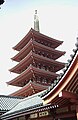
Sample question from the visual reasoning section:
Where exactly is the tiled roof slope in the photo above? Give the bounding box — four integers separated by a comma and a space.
1, 91, 44, 119
0, 95, 22, 111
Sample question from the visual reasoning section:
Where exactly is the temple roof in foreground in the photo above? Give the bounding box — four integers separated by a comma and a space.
41, 41, 78, 101
1, 39, 78, 120
0, 95, 22, 112
1, 91, 45, 119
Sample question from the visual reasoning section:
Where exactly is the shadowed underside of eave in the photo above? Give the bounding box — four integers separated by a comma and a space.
7, 65, 59, 87
11, 40, 65, 62
9, 51, 65, 74
10, 81, 49, 97
42, 51, 78, 105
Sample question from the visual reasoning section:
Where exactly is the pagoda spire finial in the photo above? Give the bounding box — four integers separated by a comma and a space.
34, 10, 40, 32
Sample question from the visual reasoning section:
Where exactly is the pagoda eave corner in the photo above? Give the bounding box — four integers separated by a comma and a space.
10, 81, 49, 97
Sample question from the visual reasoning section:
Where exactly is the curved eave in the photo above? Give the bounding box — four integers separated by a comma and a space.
13, 28, 33, 51
7, 65, 58, 87
11, 40, 65, 62
9, 51, 33, 73
33, 53, 65, 72
11, 39, 33, 62
64, 68, 78, 93
32, 28, 63, 48
10, 81, 49, 97
33, 40, 65, 60
42, 51, 78, 104
7, 65, 33, 87
10, 51, 65, 74
13, 28, 63, 51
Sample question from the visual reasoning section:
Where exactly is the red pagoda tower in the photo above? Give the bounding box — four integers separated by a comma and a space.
7, 11, 65, 97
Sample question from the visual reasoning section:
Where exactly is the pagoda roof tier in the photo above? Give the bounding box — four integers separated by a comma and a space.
7, 65, 58, 87
10, 51, 65, 74
11, 40, 65, 62
10, 80, 49, 97
13, 28, 63, 51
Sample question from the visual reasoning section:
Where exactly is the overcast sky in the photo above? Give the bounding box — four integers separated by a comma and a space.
0, 0, 78, 95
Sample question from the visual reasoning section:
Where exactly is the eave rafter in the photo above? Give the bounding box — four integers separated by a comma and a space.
59, 90, 78, 104
65, 69, 78, 94
49, 96, 70, 107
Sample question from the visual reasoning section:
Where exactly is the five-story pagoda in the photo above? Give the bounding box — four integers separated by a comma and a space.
7, 10, 65, 97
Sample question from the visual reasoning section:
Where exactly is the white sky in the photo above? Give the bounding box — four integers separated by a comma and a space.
0, 0, 78, 95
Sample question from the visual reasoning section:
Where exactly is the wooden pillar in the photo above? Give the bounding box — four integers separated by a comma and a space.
76, 105, 78, 120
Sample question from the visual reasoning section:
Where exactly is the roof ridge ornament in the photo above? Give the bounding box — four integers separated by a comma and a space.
34, 10, 40, 32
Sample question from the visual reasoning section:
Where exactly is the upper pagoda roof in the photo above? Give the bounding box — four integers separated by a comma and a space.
13, 28, 63, 51
11, 40, 65, 62
7, 65, 58, 87
10, 80, 49, 97
10, 51, 65, 74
